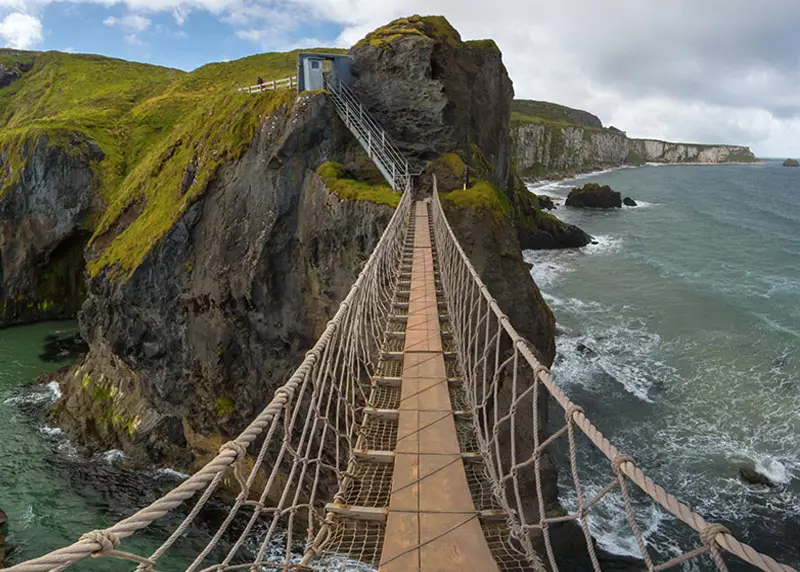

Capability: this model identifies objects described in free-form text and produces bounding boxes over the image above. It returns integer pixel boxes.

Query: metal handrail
[324,76,417,191]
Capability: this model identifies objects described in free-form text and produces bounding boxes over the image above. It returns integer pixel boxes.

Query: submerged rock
[566,183,622,208]
[623,197,637,207]
[739,465,776,487]
[39,332,88,363]
[783,158,799,167]
[576,342,599,358]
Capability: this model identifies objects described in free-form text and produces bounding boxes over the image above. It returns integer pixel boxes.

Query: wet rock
[39,332,88,362]
[783,158,799,167]
[0,507,7,567]
[566,183,622,208]
[739,465,776,487]
[576,343,598,358]
[538,195,557,210]
[623,197,637,207]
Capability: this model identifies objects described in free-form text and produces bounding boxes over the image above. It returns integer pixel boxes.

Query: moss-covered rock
[316,161,400,207]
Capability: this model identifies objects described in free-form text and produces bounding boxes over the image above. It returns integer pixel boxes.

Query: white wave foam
[156,467,190,480]
[3,381,63,406]
[102,449,126,463]
[39,426,64,437]
[46,380,62,400]
[755,457,792,485]
[586,235,623,254]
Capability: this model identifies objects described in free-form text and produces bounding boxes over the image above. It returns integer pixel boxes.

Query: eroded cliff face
[0,132,103,326]
[512,121,757,178]
[51,92,394,466]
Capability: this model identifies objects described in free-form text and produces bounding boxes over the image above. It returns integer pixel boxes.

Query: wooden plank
[379,201,498,572]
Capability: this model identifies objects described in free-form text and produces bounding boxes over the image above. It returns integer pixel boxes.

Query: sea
[526,160,799,569]
[0,160,797,570]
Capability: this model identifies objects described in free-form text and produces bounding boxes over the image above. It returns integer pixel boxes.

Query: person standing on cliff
[256,76,264,91]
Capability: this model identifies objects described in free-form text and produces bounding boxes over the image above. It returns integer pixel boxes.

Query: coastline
[523,160,767,185]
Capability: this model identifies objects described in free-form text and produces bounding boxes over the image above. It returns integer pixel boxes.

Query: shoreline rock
[739,465,777,487]
[566,183,622,208]
[623,197,637,207]
[783,158,799,167]
[1,507,7,568]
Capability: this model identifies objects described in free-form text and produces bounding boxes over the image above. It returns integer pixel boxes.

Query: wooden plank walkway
[379,200,498,571]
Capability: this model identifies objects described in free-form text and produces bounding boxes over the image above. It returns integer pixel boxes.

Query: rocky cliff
[52,92,397,466]
[511,99,758,178]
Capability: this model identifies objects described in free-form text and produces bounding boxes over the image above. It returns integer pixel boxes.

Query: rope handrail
[8,184,414,572]
[429,175,796,572]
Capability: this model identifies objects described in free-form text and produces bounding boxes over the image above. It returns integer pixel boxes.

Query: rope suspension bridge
[9,78,795,572]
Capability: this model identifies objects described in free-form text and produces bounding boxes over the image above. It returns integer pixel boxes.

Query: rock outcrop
[51,92,394,467]
[511,100,758,178]
[740,465,776,487]
[350,16,591,251]
[0,132,103,327]
[783,158,799,167]
[0,54,32,88]
[623,197,637,207]
[0,507,7,567]
[567,183,622,208]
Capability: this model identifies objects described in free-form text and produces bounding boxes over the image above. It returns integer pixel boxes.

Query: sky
[1,0,798,157]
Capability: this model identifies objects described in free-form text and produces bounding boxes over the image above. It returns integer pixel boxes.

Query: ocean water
[0,323,198,570]
[526,161,800,569]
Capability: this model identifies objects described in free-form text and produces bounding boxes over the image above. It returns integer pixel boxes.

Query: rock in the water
[739,465,776,487]
[623,197,637,207]
[576,343,598,358]
[783,158,799,167]
[538,195,556,210]
[566,183,622,208]
[0,507,7,568]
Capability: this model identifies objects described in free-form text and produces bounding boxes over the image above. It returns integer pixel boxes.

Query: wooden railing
[237,75,297,94]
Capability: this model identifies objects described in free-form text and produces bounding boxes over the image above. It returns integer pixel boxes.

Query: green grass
[89,89,296,278]
[317,161,400,207]
[511,100,604,130]
[0,47,316,278]
[356,15,463,49]
[215,396,235,417]
[441,179,511,219]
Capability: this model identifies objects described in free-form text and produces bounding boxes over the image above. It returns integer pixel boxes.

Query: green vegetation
[215,395,235,417]
[439,153,466,178]
[0,47,316,278]
[511,99,604,130]
[81,372,141,437]
[317,161,401,207]
[441,180,511,219]
[356,15,462,49]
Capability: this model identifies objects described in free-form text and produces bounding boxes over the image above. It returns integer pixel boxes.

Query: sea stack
[566,183,622,208]
[783,158,799,167]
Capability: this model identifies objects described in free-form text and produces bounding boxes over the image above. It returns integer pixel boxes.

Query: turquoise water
[526,161,799,568]
[0,322,199,570]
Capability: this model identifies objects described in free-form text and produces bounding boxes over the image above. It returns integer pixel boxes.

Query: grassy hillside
[511,99,604,130]
[0,47,338,278]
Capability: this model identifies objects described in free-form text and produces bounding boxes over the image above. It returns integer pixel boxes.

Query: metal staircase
[324,77,413,192]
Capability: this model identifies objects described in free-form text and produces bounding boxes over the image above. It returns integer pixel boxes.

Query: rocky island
[783,158,799,167]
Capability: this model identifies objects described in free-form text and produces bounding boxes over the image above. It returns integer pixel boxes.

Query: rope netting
[429,178,795,572]
[9,187,413,572]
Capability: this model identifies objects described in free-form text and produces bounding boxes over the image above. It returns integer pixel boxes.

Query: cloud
[0,12,42,48]
[103,13,150,33]
[1,0,798,154]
